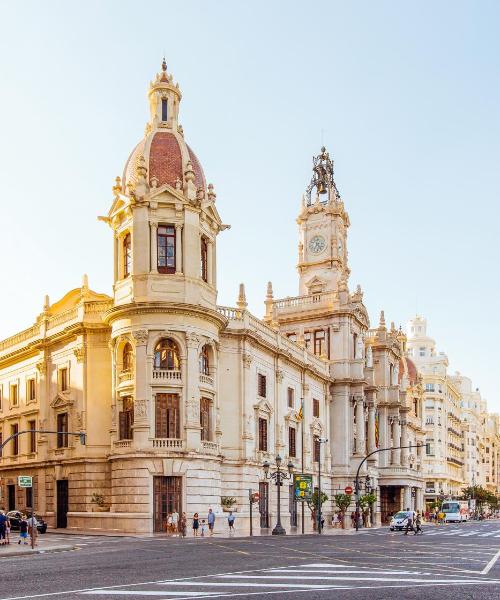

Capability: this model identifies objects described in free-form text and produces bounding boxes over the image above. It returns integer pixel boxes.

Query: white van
[441,501,469,523]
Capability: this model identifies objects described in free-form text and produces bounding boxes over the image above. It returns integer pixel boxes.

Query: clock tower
[297,147,350,296]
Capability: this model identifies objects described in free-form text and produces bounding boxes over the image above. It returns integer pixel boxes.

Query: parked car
[6,511,48,534]
[389,511,409,531]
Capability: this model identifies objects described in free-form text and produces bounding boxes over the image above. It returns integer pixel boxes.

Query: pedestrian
[171,509,179,536]
[192,513,199,537]
[414,511,423,535]
[332,512,339,528]
[5,514,11,545]
[200,519,207,537]
[180,513,187,538]
[207,508,215,536]
[0,510,7,546]
[165,512,173,535]
[18,515,29,545]
[404,507,415,535]
[227,511,235,535]
[27,513,38,546]
[350,511,356,529]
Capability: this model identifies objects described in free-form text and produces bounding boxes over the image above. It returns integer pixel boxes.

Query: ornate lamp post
[263,455,295,535]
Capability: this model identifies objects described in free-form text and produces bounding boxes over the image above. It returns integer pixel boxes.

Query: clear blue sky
[1,1,499,410]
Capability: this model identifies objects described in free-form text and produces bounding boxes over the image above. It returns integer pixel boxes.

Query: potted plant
[91,492,109,512]
[221,496,237,512]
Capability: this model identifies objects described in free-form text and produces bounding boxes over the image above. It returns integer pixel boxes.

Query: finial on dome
[379,310,386,330]
[237,283,248,309]
[112,176,122,198]
[82,274,89,289]
[43,294,50,313]
[266,281,274,299]
[207,183,216,203]
[161,57,167,72]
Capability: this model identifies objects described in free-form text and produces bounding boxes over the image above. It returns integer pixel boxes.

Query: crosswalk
[363,527,500,539]
[77,562,500,597]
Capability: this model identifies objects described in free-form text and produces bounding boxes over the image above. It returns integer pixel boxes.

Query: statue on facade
[366,345,373,368]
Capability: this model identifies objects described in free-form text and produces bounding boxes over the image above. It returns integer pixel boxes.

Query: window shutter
[119,412,127,440]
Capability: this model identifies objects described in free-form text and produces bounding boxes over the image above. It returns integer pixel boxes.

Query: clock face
[308,235,326,254]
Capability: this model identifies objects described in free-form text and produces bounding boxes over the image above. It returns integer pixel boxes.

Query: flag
[297,399,304,421]
[375,412,379,448]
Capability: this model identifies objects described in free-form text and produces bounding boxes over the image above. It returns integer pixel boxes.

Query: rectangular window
[287,387,294,408]
[303,332,311,350]
[200,237,208,282]
[60,368,69,392]
[28,419,36,453]
[123,233,132,278]
[425,383,435,392]
[419,347,426,357]
[157,225,176,274]
[314,330,325,356]
[119,397,134,440]
[10,384,18,407]
[155,394,180,438]
[27,378,36,402]
[313,398,320,418]
[313,436,320,462]
[57,413,69,448]
[258,417,268,452]
[258,373,267,398]
[11,424,19,455]
[200,397,211,441]
[288,427,296,458]
[286,333,297,342]
[161,98,168,121]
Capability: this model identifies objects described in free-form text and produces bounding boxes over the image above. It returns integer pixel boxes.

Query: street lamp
[263,454,295,535]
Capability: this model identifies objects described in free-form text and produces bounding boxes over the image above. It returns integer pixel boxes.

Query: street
[0,521,499,600]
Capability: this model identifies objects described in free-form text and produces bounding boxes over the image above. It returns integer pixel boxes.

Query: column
[175,224,183,274]
[392,419,401,465]
[367,401,376,454]
[378,406,388,467]
[330,384,350,469]
[132,329,149,449]
[355,396,365,455]
[150,222,157,273]
[400,419,409,465]
[403,486,411,510]
[207,239,214,286]
[113,234,118,282]
[185,331,201,450]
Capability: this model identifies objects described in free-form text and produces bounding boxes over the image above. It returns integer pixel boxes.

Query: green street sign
[294,473,313,501]
[18,476,32,488]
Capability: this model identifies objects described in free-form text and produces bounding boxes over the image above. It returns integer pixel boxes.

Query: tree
[334,493,352,528]
[306,490,328,531]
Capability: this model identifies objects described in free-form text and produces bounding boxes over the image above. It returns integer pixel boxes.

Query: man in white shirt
[171,510,179,536]
[404,507,415,535]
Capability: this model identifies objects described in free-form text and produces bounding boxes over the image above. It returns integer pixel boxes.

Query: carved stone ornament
[36,361,46,375]
[186,396,200,425]
[73,346,86,363]
[185,331,200,349]
[135,398,148,419]
[242,352,253,369]
[132,329,149,345]
[275,369,284,383]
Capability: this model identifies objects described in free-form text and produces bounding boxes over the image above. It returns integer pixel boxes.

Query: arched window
[122,342,133,371]
[123,233,132,278]
[199,345,210,375]
[154,339,180,370]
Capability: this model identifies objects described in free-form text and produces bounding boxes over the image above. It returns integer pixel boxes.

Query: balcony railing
[114,440,132,449]
[199,374,214,386]
[201,440,219,454]
[152,438,185,449]
[152,369,182,381]
[118,370,133,384]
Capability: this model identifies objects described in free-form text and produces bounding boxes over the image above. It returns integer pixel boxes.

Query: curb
[0,545,76,558]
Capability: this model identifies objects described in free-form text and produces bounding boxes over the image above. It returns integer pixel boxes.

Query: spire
[161,57,167,72]
[266,281,274,300]
[236,283,248,309]
[305,146,341,206]
[43,294,50,314]
[148,57,182,131]
[379,310,386,330]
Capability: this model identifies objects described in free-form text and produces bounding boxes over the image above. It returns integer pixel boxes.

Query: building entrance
[380,485,402,523]
[153,476,182,533]
[56,480,69,528]
[7,484,16,511]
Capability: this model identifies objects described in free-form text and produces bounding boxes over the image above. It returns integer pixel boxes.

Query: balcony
[118,370,133,385]
[152,369,182,382]
[199,374,214,387]
[114,439,132,449]
[152,438,185,450]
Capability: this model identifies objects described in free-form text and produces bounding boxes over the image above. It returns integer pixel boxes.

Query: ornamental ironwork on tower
[305,146,341,205]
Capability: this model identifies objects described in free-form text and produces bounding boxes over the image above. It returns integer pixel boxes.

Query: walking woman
[192,512,199,537]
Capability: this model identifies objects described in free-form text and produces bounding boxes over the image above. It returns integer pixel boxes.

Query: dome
[123,131,206,191]
[399,356,418,386]
[121,60,206,193]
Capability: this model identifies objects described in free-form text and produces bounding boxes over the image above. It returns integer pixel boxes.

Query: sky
[0,1,499,410]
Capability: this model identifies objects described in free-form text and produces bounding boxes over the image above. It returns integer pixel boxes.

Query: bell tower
[297,147,350,295]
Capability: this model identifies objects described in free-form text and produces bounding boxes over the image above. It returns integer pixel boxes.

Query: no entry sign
[344,486,353,494]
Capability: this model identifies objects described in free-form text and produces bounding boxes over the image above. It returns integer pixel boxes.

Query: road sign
[294,474,313,501]
[250,492,260,503]
[18,476,32,488]
[344,486,353,494]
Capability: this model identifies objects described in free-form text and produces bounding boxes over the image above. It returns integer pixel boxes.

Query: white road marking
[218,575,498,584]
[479,531,500,537]
[156,582,349,588]
[266,569,426,575]
[481,548,500,575]
[82,593,215,597]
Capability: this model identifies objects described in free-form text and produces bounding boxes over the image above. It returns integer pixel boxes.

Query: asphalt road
[0,520,499,600]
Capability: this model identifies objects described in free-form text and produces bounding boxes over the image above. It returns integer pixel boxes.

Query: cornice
[104,302,228,330]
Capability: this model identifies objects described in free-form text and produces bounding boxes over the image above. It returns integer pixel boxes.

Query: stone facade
[0,61,432,534]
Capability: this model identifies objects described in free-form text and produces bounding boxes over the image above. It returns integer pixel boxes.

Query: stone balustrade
[199,373,214,386]
[152,438,185,449]
[152,369,182,381]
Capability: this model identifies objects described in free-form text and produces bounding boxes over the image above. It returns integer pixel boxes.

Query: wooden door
[7,484,16,511]
[259,482,269,528]
[56,480,69,528]
[153,476,182,533]
[155,394,180,438]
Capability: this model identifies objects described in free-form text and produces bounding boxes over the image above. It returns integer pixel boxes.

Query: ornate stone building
[0,61,426,533]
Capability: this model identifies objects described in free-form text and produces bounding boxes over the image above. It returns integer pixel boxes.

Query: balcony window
[157,225,176,274]
[258,417,268,451]
[288,426,296,458]
[154,339,180,370]
[57,413,69,448]
[11,424,19,455]
[200,397,211,441]
[199,345,210,375]
[287,387,294,408]
[119,396,134,440]
[258,374,267,398]
[28,419,36,453]
[155,393,180,438]
[122,343,133,372]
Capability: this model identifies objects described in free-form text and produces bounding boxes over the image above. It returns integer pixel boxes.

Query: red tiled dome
[399,357,418,385]
[123,131,205,191]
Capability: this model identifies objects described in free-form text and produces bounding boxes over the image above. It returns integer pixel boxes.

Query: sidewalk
[0,537,76,558]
